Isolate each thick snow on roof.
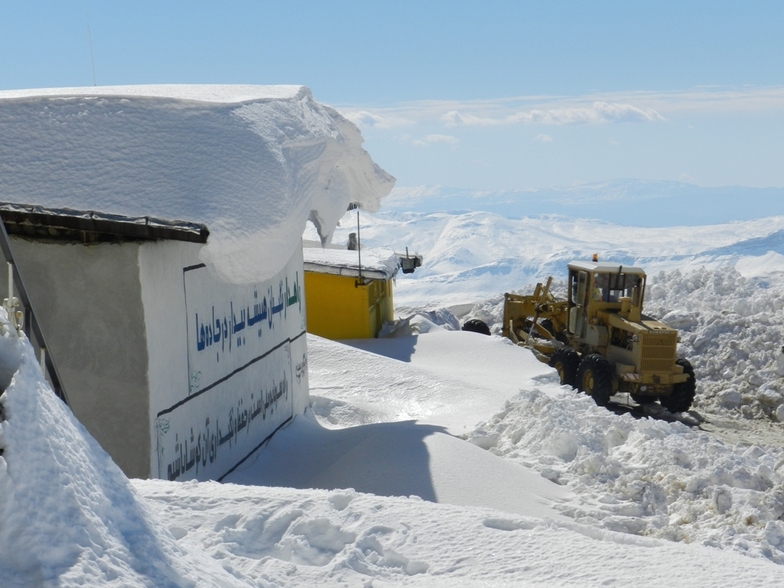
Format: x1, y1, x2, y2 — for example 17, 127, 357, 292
0, 84, 304, 103
0, 85, 394, 282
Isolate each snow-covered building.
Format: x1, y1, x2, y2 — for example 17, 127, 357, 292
0, 85, 393, 480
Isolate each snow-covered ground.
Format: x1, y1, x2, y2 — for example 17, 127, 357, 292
3, 205, 784, 585
5, 309, 784, 585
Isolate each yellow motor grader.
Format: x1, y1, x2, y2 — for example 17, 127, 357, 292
502, 260, 695, 411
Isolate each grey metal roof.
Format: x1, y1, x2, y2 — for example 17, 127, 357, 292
0, 202, 209, 244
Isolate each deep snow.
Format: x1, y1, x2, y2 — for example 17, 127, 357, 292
3, 205, 784, 585
0, 85, 394, 283
313, 209, 784, 421
6, 319, 784, 585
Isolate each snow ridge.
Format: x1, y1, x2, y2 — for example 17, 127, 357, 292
468, 384, 784, 564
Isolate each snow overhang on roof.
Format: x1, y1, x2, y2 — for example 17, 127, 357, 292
0, 84, 394, 283
303, 243, 400, 281
0, 202, 209, 244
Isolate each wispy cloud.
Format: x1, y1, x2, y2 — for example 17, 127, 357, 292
533, 134, 554, 143
336, 86, 784, 131
443, 101, 663, 127
637, 86, 784, 114
411, 134, 460, 146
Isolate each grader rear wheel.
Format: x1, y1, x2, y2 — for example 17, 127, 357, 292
660, 358, 696, 413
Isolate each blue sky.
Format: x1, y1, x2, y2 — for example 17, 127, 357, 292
1, 1, 783, 200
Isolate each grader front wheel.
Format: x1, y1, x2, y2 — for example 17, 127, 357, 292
462, 319, 491, 336
577, 354, 613, 407
549, 347, 579, 387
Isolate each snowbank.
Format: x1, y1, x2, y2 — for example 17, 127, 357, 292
646, 266, 784, 419
0, 85, 394, 283
468, 380, 784, 565
0, 312, 243, 586
306, 327, 784, 571
307, 330, 552, 432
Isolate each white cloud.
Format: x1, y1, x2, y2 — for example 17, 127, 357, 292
411, 134, 460, 147
336, 85, 784, 132
533, 134, 554, 143
443, 101, 664, 127
341, 109, 412, 130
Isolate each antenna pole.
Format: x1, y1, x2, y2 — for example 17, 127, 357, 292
85, 3, 97, 86
356, 207, 362, 284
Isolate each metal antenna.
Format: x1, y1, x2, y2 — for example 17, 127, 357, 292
356, 206, 363, 284
84, 2, 97, 86
347, 203, 363, 286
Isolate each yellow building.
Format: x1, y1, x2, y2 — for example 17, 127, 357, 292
303, 243, 403, 339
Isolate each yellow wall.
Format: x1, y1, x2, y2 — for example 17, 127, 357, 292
304, 271, 394, 339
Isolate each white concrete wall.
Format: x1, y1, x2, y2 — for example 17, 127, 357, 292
139, 242, 309, 481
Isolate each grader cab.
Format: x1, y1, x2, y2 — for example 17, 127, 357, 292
502, 261, 695, 412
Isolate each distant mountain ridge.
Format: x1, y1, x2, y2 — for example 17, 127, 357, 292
383, 180, 783, 227
318, 209, 784, 306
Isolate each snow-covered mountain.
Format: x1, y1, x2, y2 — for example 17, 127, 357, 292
317, 209, 784, 306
